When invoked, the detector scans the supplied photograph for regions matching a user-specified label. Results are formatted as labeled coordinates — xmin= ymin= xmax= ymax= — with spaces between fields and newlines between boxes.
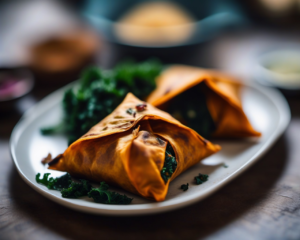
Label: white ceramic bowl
xmin=254 ymin=47 xmax=300 ymax=91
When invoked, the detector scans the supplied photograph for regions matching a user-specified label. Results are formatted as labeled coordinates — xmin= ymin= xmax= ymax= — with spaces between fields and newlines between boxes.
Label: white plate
xmin=10 ymin=82 xmax=290 ymax=216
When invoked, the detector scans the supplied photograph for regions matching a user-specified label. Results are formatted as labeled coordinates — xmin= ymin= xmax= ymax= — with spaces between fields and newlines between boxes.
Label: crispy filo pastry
xmin=49 ymin=93 xmax=220 ymax=201
xmin=147 ymin=65 xmax=261 ymax=138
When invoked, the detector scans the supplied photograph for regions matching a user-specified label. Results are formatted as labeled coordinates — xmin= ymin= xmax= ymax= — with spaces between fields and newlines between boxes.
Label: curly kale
xmin=61 ymin=67 xmax=124 ymax=145
xmin=61 ymin=180 xmax=92 ymax=198
xmin=88 ymin=182 xmax=133 ymax=205
xmin=161 ymin=144 xmax=177 ymax=183
xmin=40 ymin=123 xmax=65 ymax=135
xmin=194 ymin=173 xmax=209 ymax=185
xmin=180 ymin=183 xmax=189 ymax=191
xmin=36 ymin=173 xmax=72 ymax=190
xmin=114 ymin=59 xmax=161 ymax=99
xmin=41 ymin=59 xmax=163 ymax=145
xmin=36 ymin=173 xmax=133 ymax=204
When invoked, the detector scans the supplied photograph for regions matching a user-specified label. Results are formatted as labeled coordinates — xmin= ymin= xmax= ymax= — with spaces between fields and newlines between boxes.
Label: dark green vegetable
xmin=161 ymin=143 xmax=177 ymax=183
xmin=194 ymin=173 xmax=209 ymax=185
xmin=114 ymin=60 xmax=161 ymax=99
xmin=126 ymin=108 xmax=135 ymax=115
xmin=61 ymin=180 xmax=92 ymax=198
xmin=36 ymin=173 xmax=72 ymax=190
xmin=88 ymin=182 xmax=133 ymax=205
xmin=180 ymin=183 xmax=189 ymax=191
xmin=40 ymin=123 xmax=64 ymax=135
xmin=41 ymin=59 xmax=163 ymax=145
xmin=36 ymin=173 xmax=133 ymax=204
xmin=167 ymin=83 xmax=216 ymax=138
xmin=223 ymin=164 xmax=228 ymax=168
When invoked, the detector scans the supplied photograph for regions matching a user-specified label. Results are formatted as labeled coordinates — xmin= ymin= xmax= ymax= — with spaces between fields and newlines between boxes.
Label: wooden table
xmin=1 ymin=30 xmax=300 ymax=240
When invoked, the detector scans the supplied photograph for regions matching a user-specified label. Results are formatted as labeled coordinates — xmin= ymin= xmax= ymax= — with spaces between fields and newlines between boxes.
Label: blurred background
xmin=0 ymin=0 xmax=300 ymax=120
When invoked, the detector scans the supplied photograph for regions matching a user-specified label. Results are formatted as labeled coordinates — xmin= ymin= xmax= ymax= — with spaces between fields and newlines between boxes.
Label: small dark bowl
xmin=82 ymin=0 xmax=245 ymax=52
xmin=0 ymin=67 xmax=34 ymax=113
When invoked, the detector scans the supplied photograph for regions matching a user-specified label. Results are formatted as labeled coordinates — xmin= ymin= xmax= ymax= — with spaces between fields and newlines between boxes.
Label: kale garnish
xmin=36 ymin=173 xmax=133 ymax=204
xmin=41 ymin=59 xmax=163 ymax=145
xmin=36 ymin=173 xmax=72 ymax=190
xmin=194 ymin=173 xmax=209 ymax=185
xmin=88 ymin=182 xmax=133 ymax=205
xmin=161 ymin=144 xmax=177 ymax=183
xmin=180 ymin=183 xmax=189 ymax=191
xmin=114 ymin=59 xmax=161 ymax=100
xmin=61 ymin=180 xmax=92 ymax=198
xmin=40 ymin=123 xmax=65 ymax=135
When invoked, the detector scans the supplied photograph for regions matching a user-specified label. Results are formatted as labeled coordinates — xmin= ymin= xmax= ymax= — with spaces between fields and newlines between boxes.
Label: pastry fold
xmin=49 ymin=93 xmax=220 ymax=201
xmin=147 ymin=65 xmax=261 ymax=138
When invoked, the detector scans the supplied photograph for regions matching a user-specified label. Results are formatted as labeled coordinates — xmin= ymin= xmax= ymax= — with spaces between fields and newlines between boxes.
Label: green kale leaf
xmin=114 ymin=59 xmax=162 ymax=99
xmin=61 ymin=180 xmax=92 ymax=198
xmin=194 ymin=173 xmax=209 ymax=185
xmin=36 ymin=173 xmax=133 ymax=204
xmin=40 ymin=123 xmax=65 ymax=135
xmin=36 ymin=173 xmax=72 ymax=190
xmin=88 ymin=182 xmax=133 ymax=205
xmin=180 ymin=183 xmax=189 ymax=191
xmin=161 ymin=143 xmax=177 ymax=183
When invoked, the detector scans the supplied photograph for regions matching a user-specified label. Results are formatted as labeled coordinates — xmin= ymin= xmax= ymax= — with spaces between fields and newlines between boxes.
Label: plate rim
xmin=10 ymin=81 xmax=291 ymax=216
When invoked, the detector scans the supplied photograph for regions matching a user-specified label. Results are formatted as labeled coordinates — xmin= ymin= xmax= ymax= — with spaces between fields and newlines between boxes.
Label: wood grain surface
xmin=1 ymin=30 xmax=300 ymax=240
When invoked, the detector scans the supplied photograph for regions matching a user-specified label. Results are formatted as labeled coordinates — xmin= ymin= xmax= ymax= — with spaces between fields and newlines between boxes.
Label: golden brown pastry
xmin=147 ymin=65 xmax=261 ymax=138
xmin=49 ymin=93 xmax=220 ymax=201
